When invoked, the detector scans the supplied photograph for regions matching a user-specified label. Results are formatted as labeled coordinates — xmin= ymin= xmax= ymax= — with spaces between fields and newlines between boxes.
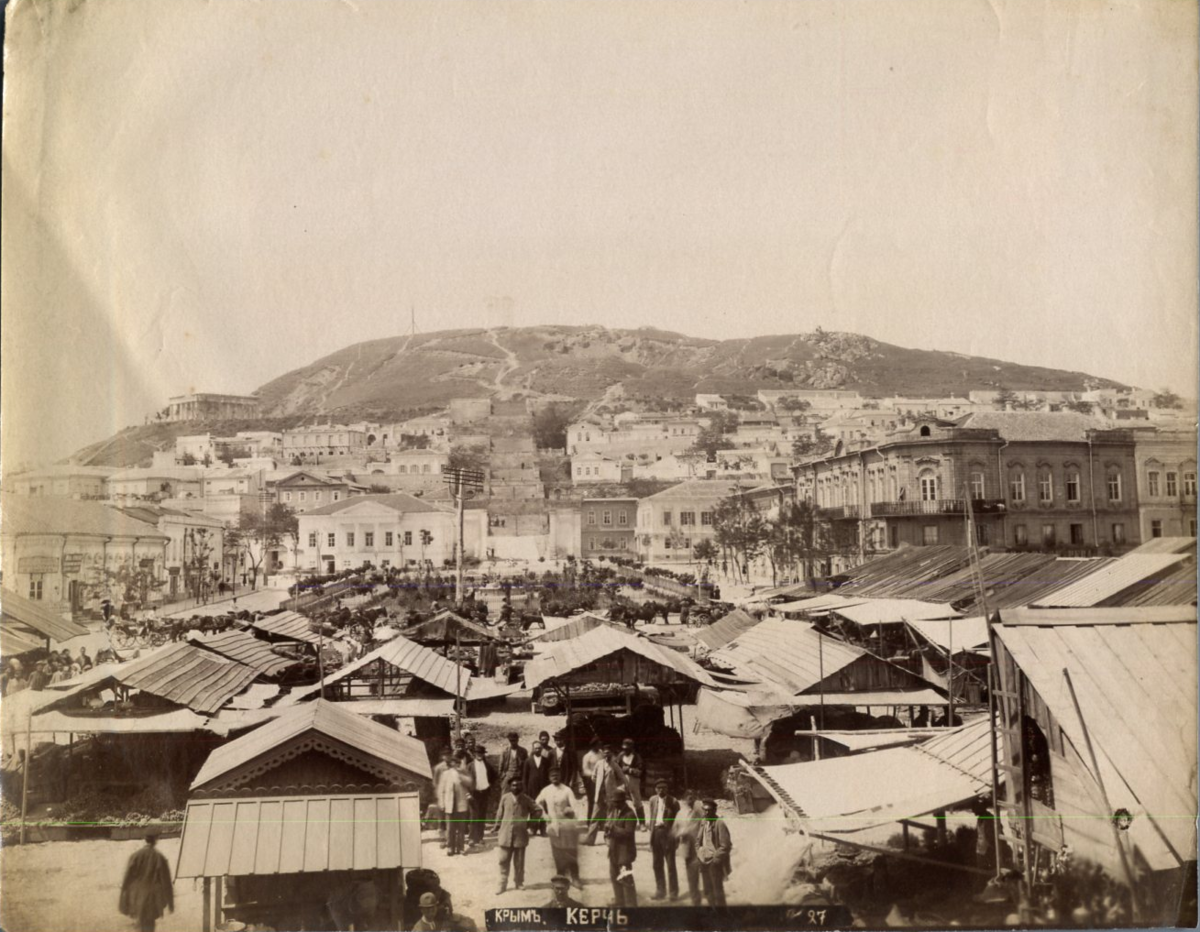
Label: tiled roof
xmin=304 ymin=493 xmax=452 ymax=517
xmin=1 ymin=494 xmax=170 ymax=540
xmin=954 ymin=411 xmax=1111 ymax=442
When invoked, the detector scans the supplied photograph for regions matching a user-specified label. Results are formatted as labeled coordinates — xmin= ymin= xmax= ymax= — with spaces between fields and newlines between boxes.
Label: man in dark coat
xmin=119 ymin=835 xmax=174 ymax=932
xmin=696 ymin=799 xmax=733 ymax=908
xmin=498 ymin=732 xmax=528 ymax=786
xmin=646 ymin=779 xmax=681 ymax=900
xmin=522 ymin=741 xmax=553 ymax=835
xmin=604 ymin=788 xmax=639 ymax=909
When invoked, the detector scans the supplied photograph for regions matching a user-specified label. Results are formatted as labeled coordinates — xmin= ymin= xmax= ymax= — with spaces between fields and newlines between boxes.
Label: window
xmin=1148 ymin=471 xmax=1160 ymax=496
xmin=1023 ymin=718 xmax=1055 ymax=808
xmin=976 ymin=522 xmax=990 ymax=546
xmin=1009 ymin=471 xmax=1026 ymax=503
xmin=970 ymin=472 xmax=985 ymax=500
xmin=919 ymin=476 xmax=938 ymax=502
xmin=422 ymin=464 xmax=431 ymax=474
xmin=364 ymin=532 xmax=374 ymax=547
xmin=701 ymin=511 xmax=713 ymax=526
xmin=1166 ymin=472 xmax=1178 ymax=497
xmin=285 ymin=491 xmax=293 ymax=502
xmin=401 ymin=465 xmax=409 ymax=475
xmin=1106 ymin=471 xmax=1122 ymax=502
xmin=680 ymin=511 xmax=695 ymax=526
xmin=1112 ymin=523 xmax=1125 ymax=544
xmin=587 ymin=510 xmax=596 ymax=526
xmin=1190 ymin=518 xmax=1197 ymax=537
xmin=618 ymin=512 xmax=628 ymax=526
xmin=662 ymin=511 xmax=672 ymax=526
xmin=1042 ymin=524 xmax=1056 ymax=546
xmin=385 ymin=532 xmax=394 ymax=547
xmin=1151 ymin=519 xmax=1163 ymax=539
xmin=1184 ymin=472 xmax=1197 ymax=497
xmin=333 ymin=492 xmax=341 ymax=501
xmin=327 ymin=533 xmax=336 ymax=548
xmin=1065 ymin=473 xmax=1080 ymax=503
xmin=308 ymin=532 xmax=318 ymax=547
xmin=28 ymin=577 xmax=43 ymax=600
xmin=921 ymin=525 xmax=939 ymax=545
xmin=346 ymin=532 xmax=355 ymax=547
xmin=888 ymin=524 xmax=899 ymax=549
xmin=1069 ymin=524 xmax=1084 ymax=545
xmin=1014 ymin=524 xmax=1028 ymax=546
xmin=314 ymin=492 xmax=322 ymax=502
xmin=300 ymin=491 xmax=307 ymax=502
xmin=404 ymin=531 xmax=413 ymax=546
xmin=1038 ymin=472 xmax=1053 ymax=504
xmin=603 ymin=510 xmax=612 ymax=526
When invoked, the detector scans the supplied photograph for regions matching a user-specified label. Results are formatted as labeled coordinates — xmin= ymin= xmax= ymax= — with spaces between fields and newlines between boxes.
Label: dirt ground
xmin=0 ymin=798 xmax=803 ymax=932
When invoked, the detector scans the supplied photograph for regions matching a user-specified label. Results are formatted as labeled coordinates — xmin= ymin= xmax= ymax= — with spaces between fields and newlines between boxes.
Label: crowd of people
xmin=428 ymin=730 xmax=734 ymax=910
xmin=0 ymin=647 xmax=114 ymax=696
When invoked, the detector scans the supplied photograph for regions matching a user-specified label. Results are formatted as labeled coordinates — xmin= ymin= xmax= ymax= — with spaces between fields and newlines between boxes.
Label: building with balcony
xmin=275 ymin=470 xmax=363 ymax=514
xmin=281 ymin=426 xmax=367 ymax=460
xmin=793 ymin=413 xmax=1141 ymax=565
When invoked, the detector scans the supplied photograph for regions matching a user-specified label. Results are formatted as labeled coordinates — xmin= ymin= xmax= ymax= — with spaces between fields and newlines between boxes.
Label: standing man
xmin=537 ymin=731 xmax=557 ymax=769
xmin=412 ymin=892 xmax=440 ymax=931
xmin=522 ymin=741 xmax=552 ymax=835
xmin=695 ymin=799 xmax=732 ymax=908
xmin=604 ymin=787 xmax=639 ymax=909
xmin=617 ymin=738 xmax=647 ymax=827
xmin=674 ymin=789 xmax=706 ymax=907
xmin=536 ymin=768 xmax=582 ymax=888
xmin=498 ymin=731 xmax=528 ymax=788
xmin=469 ymin=744 xmax=497 ymax=849
xmin=432 ymin=747 xmax=454 ymax=847
xmin=442 ymin=754 xmax=473 ymax=856
xmin=580 ymin=739 xmax=602 ymax=821
xmin=544 ymin=875 xmax=584 ymax=910
xmin=119 ymin=835 xmax=174 ymax=932
xmin=585 ymin=746 xmax=628 ymax=845
xmin=647 ymin=779 xmax=681 ymax=900
xmin=491 ymin=778 xmax=540 ymax=895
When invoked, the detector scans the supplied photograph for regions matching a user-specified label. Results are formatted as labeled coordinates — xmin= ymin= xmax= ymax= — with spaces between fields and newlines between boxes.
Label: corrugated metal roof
xmin=192 ymin=699 xmax=434 ymax=790
xmin=917 ymin=552 xmax=1056 ymax=607
xmin=1 ymin=588 xmax=90 ymax=642
xmin=835 ymin=546 xmax=973 ymax=599
xmin=533 ymin=613 xmax=626 ymax=643
xmin=818 ymin=730 xmax=942 ymax=753
xmin=252 ymin=611 xmax=323 ymax=644
xmin=1125 ymin=537 xmax=1195 ymax=556
xmin=1113 ymin=560 xmax=1197 ymax=607
xmin=78 ymin=643 xmax=260 ymax=714
xmin=30 ymin=707 xmax=209 ymax=734
xmin=994 ymin=618 xmax=1197 ymax=870
xmin=189 ymin=629 xmax=301 ymax=678
xmin=985 ymin=557 xmax=1115 ymax=609
xmin=772 ymin=594 xmax=869 ymax=614
xmin=523 ymin=624 xmax=718 ymax=689
xmin=904 ymin=616 xmax=992 ymax=652
xmin=833 ymin=599 xmax=960 ymax=627
xmin=709 ymin=619 xmax=866 ymax=695
xmin=747 ymin=717 xmax=993 ymax=833
xmin=403 ymin=610 xmax=503 ymax=643
xmin=1031 ymin=553 xmax=1190 ymax=607
xmin=288 ymin=633 xmax=472 ymax=701
xmin=175 ymin=792 xmax=422 ymax=879
xmin=694 ymin=609 xmax=761 ymax=651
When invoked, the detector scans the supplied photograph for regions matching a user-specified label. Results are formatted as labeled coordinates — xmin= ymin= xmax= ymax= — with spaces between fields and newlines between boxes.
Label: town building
xmin=385 ymin=449 xmax=449 ymax=476
xmin=0 ymin=494 xmax=170 ymax=616
xmin=114 ymin=504 xmax=228 ymax=601
xmin=793 ymin=413 xmax=1141 ymax=567
xmin=392 ymin=414 xmax=451 ymax=443
xmin=164 ymin=392 xmax=261 ymax=422
xmin=694 ymin=393 xmax=728 ymax=410
xmin=295 ymin=493 xmax=486 ymax=573
xmin=4 ymin=465 xmax=117 ymax=499
xmin=1130 ymin=428 xmax=1198 ymax=539
xmin=756 ymin=389 xmax=864 ymax=411
xmin=281 ymin=426 xmax=367 ymax=460
xmin=581 ymin=497 xmax=638 ymax=556
xmin=106 ymin=466 xmax=207 ymax=503
xmin=274 ymin=470 xmax=362 ymax=514
xmin=571 ymin=451 xmax=629 ymax=484
xmin=635 ymin=480 xmax=742 ymax=564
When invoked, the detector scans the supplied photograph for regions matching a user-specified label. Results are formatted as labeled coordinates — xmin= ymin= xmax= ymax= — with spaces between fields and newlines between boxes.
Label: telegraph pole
xmin=443 ymin=466 xmax=485 ymax=607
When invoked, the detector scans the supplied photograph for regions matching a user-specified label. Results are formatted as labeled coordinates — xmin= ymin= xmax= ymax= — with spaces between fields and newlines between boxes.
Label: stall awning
xmin=175 ymin=792 xmax=422 ymax=879
xmin=251 ymin=611 xmax=322 ymax=644
xmin=904 ymin=616 xmax=991 ymax=653
xmin=833 ymin=599 xmax=961 ymax=627
xmin=791 ymin=688 xmax=950 ymax=707
xmin=745 ymin=718 xmax=993 ymax=833
xmin=30 ymin=708 xmax=209 ymax=734
xmin=1 ymin=588 xmax=89 ymax=642
xmin=771 ymin=595 xmax=868 ymax=614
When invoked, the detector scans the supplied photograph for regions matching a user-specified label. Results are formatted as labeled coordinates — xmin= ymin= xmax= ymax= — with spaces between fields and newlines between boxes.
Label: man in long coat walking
xmin=490 ymin=778 xmax=541 ymax=895
xmin=119 ymin=835 xmax=174 ymax=932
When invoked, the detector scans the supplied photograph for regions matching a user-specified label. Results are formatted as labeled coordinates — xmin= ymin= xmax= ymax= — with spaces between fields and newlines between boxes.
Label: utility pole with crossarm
xmin=443 ymin=465 xmax=485 ymax=606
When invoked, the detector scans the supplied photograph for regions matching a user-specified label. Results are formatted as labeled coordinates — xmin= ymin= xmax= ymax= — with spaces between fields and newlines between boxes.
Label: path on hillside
xmin=486 ymin=329 xmax=521 ymax=398
xmin=317 ymin=342 xmax=365 ymax=412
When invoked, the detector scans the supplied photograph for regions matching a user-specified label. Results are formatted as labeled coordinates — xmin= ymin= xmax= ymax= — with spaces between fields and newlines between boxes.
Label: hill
xmin=252 ymin=325 xmax=1123 ymax=420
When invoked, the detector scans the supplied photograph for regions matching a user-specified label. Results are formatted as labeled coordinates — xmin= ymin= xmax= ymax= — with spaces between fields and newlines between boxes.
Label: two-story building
xmin=296 ymin=493 xmax=486 ymax=573
xmin=572 ymin=452 xmax=629 ymax=484
xmin=106 ymin=466 xmax=207 ymax=503
xmin=635 ymin=480 xmax=742 ymax=564
xmin=114 ymin=504 xmax=227 ymax=600
xmin=4 ymin=465 xmax=117 ymax=499
xmin=282 ymin=427 xmax=367 ymax=460
xmin=581 ymin=498 xmax=638 ymax=555
xmin=1130 ymin=428 xmax=1198 ymax=540
xmin=274 ymin=470 xmax=362 ymax=514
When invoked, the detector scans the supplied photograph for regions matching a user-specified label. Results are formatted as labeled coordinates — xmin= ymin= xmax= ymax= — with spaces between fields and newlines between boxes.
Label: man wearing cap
xmin=490 ymin=778 xmax=540 ymax=895
xmin=545 ymin=875 xmax=584 ymax=909
xmin=696 ymin=799 xmax=733 ymax=908
xmin=498 ymin=732 xmax=528 ymax=787
xmin=646 ymin=779 xmax=681 ymax=900
xmin=604 ymin=787 xmax=639 ymax=908
xmin=412 ymin=892 xmax=440 ymax=931
xmin=617 ymin=738 xmax=646 ymax=826
xmin=536 ymin=768 xmax=582 ymax=887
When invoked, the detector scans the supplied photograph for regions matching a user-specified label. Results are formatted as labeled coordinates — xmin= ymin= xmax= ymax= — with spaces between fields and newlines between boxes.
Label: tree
xmin=1064 ymin=400 xmax=1094 ymax=414
xmin=693 ymin=539 xmax=719 ymax=564
xmin=180 ymin=452 xmax=198 ymax=466
xmin=238 ymin=502 xmax=297 ymax=589
xmin=711 ymin=493 xmax=768 ymax=584
xmin=776 ymin=397 xmax=812 ymax=413
xmin=994 ymin=388 xmax=1019 ymax=411
xmin=532 ymin=404 xmax=573 ymax=450
xmin=1152 ymin=390 xmax=1183 ymax=410
xmin=399 ymin=432 xmax=431 ymax=450
xmin=448 ymin=443 xmax=489 ymax=475
xmin=791 ymin=428 xmax=833 ymax=460
xmin=690 ymin=411 xmax=737 ymax=461
xmin=367 ymin=483 xmax=391 ymax=494
xmin=218 ymin=444 xmax=251 ymax=467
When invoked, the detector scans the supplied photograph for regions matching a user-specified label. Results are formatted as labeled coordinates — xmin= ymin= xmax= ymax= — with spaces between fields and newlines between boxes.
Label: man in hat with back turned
xmin=119 ymin=834 xmax=174 ymax=932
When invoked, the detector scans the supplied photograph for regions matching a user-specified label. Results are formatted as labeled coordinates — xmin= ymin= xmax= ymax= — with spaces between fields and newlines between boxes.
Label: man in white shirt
xmin=580 ymin=740 xmax=602 ymax=821
xmin=535 ymin=768 xmax=582 ymax=887
xmin=469 ymin=745 xmax=497 ymax=848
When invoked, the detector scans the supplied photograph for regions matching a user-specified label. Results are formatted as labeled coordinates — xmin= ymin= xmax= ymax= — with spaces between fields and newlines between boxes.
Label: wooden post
xmin=20 ymin=710 xmax=33 ymax=845
xmin=1063 ymin=668 xmax=1141 ymax=920
xmin=214 ymin=876 xmax=223 ymax=928
xmin=677 ymin=702 xmax=689 ymax=787
xmin=202 ymin=877 xmax=212 ymax=932
xmin=65 ymin=733 xmax=73 ymax=800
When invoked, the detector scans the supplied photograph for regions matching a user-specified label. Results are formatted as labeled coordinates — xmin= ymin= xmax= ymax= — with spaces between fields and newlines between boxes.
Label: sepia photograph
xmin=1 ymin=1 xmax=1197 ymax=930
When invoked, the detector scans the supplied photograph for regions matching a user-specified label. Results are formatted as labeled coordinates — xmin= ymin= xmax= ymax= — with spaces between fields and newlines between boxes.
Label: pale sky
xmin=3 ymin=0 xmax=1197 ymax=468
